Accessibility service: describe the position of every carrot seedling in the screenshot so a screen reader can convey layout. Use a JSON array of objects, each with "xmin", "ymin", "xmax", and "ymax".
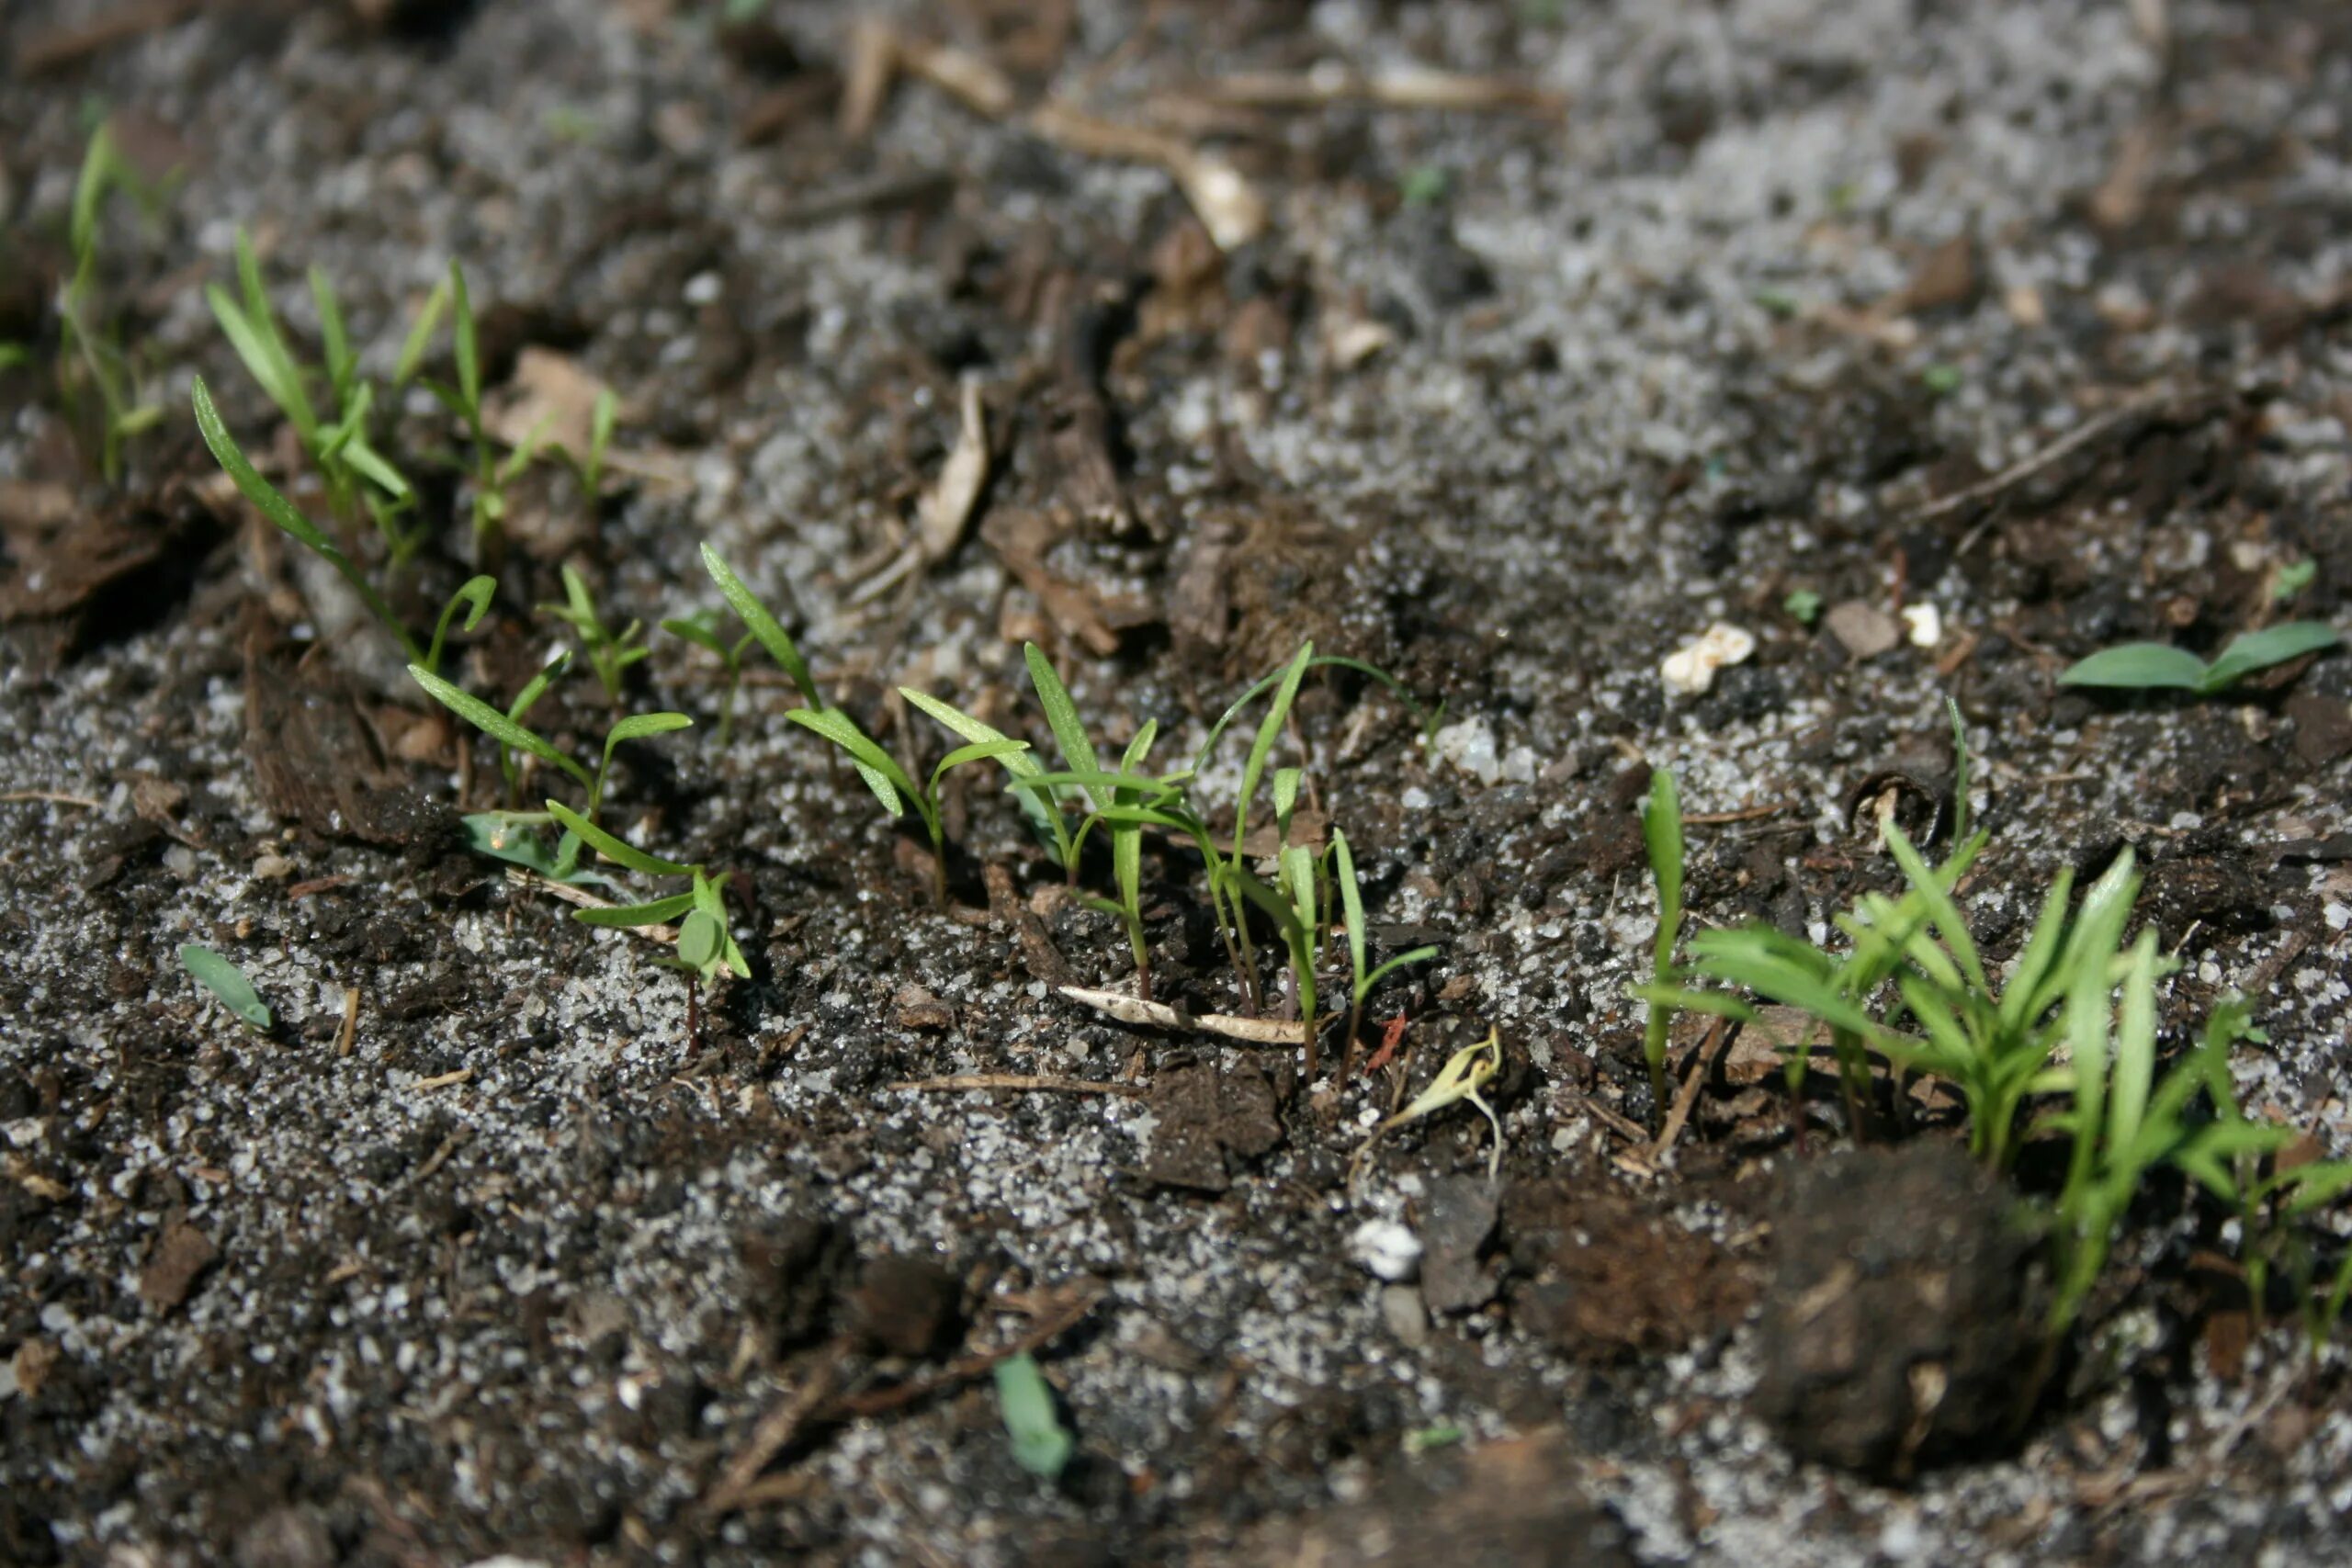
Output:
[
  {"xmin": 208, "ymin": 230, "xmax": 419, "ymax": 558},
  {"xmin": 699, "ymin": 544, "xmax": 824, "ymax": 709},
  {"xmin": 663, "ymin": 610, "xmax": 755, "ymax": 748},
  {"xmin": 56, "ymin": 124, "xmax": 167, "ymax": 481}
]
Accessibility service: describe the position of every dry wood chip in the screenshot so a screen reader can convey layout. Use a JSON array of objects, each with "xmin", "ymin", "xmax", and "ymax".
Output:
[{"xmin": 140, "ymin": 1220, "xmax": 218, "ymax": 1314}]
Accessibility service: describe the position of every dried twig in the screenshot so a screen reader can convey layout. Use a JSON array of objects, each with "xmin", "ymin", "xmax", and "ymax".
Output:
[
  {"xmin": 334, "ymin": 986, "xmax": 360, "ymax": 1059},
  {"xmin": 1029, "ymin": 101, "xmax": 1266, "ymax": 251},
  {"xmin": 1193, "ymin": 65, "xmax": 1566, "ymax": 118},
  {"xmin": 1651, "ymin": 1016, "xmax": 1734, "ymax": 1160},
  {"xmin": 890, "ymin": 1075, "xmax": 1148, "ymax": 1098},
  {"xmin": 704, "ymin": 1339, "xmax": 854, "ymax": 1516},
  {"xmin": 0, "ymin": 789, "xmax": 102, "ymax": 809},
  {"xmin": 1918, "ymin": 392, "xmax": 2171, "ymax": 533}
]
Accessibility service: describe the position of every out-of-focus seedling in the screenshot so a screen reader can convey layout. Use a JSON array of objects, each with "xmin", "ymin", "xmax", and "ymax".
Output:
[
  {"xmin": 539, "ymin": 564, "xmax": 650, "ymax": 704},
  {"xmin": 57, "ymin": 124, "xmax": 167, "ymax": 481},
  {"xmin": 2059, "ymin": 623, "xmax": 2339, "ymax": 697},
  {"xmin": 178, "ymin": 944, "xmax": 271, "ymax": 1032},
  {"xmin": 208, "ymin": 230, "xmax": 420, "ymax": 558},
  {"xmin": 992, "ymin": 1352, "xmax": 1074, "ymax": 1481},
  {"xmin": 663, "ymin": 610, "xmax": 755, "ymax": 748}
]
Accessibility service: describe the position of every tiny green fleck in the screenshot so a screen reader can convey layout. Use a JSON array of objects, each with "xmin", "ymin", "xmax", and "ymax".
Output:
[
  {"xmin": 2274, "ymin": 559, "xmax": 2317, "ymax": 602},
  {"xmin": 1783, "ymin": 589, "xmax": 1823, "ymax": 626},
  {"xmin": 1920, "ymin": 363, "xmax": 1962, "ymax": 396},
  {"xmin": 1400, "ymin": 164, "xmax": 1451, "ymax": 209},
  {"xmin": 1404, "ymin": 1423, "xmax": 1466, "ymax": 1454}
]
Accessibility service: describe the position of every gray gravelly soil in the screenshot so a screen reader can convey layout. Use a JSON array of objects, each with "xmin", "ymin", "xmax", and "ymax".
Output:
[{"xmin": 4, "ymin": 0, "xmax": 2352, "ymax": 1563}]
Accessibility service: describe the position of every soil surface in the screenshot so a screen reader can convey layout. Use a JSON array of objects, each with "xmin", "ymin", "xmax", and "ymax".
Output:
[{"xmin": 5, "ymin": 1, "xmax": 2352, "ymax": 1564}]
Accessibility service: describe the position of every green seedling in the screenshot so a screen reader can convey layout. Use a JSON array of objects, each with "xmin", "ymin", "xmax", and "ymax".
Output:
[
  {"xmin": 1638, "ymin": 767, "xmax": 1685, "ymax": 1116},
  {"xmin": 460, "ymin": 807, "xmax": 615, "ymax": 889},
  {"xmin": 413, "ymin": 259, "xmax": 510, "ymax": 554},
  {"xmin": 56, "ymin": 124, "xmax": 167, "ymax": 481},
  {"xmin": 992, "ymin": 1353, "xmax": 1074, "ymax": 1481},
  {"xmin": 786, "ymin": 705, "xmax": 1027, "ymax": 905},
  {"xmin": 208, "ymin": 230, "xmax": 419, "ymax": 557},
  {"xmin": 546, "ymin": 801, "xmax": 749, "ymax": 983},
  {"xmin": 0, "ymin": 344, "xmax": 30, "ymax": 372},
  {"xmin": 193, "ymin": 378, "xmax": 487, "ymax": 675},
  {"xmin": 1222, "ymin": 642, "xmax": 1315, "ymax": 1013},
  {"xmin": 2271, "ymin": 559, "xmax": 2317, "ymax": 603},
  {"xmin": 1349, "ymin": 1026, "xmax": 1504, "ymax": 1190},
  {"xmin": 1400, "ymin": 164, "xmax": 1451, "ymax": 208},
  {"xmin": 2059, "ymin": 623, "xmax": 2339, "ymax": 697},
  {"xmin": 1021, "ymin": 643, "xmax": 1166, "ymax": 998},
  {"xmin": 496, "ymin": 648, "xmax": 573, "ymax": 805},
  {"xmin": 663, "ymin": 611, "xmax": 756, "ymax": 748},
  {"xmin": 1403, "ymin": 1424, "xmax": 1467, "ymax": 1454},
  {"xmin": 540, "ymin": 564, "xmax": 650, "ymax": 703},
  {"xmin": 408, "ymin": 662, "xmax": 689, "ymax": 824},
  {"xmin": 1920, "ymin": 363, "xmax": 1963, "ymax": 396},
  {"xmin": 1783, "ymin": 588, "xmax": 1823, "ymax": 626},
  {"xmin": 178, "ymin": 943, "xmax": 271, "ymax": 1032},
  {"xmin": 572, "ymin": 387, "xmax": 618, "ymax": 504},
  {"xmin": 1331, "ymin": 828, "xmax": 1439, "ymax": 1085},
  {"xmin": 700, "ymin": 544, "xmax": 824, "ymax": 709}
]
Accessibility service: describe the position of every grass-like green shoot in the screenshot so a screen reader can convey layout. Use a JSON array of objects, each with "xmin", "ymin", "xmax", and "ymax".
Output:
[
  {"xmin": 408, "ymin": 662, "xmax": 688, "ymax": 828},
  {"xmin": 700, "ymin": 544, "xmax": 824, "ymax": 708},
  {"xmin": 1331, "ymin": 827, "xmax": 1438, "ymax": 1084},
  {"xmin": 663, "ymin": 610, "xmax": 755, "ymax": 748},
  {"xmin": 545, "ymin": 801, "xmax": 749, "ymax": 982},
  {"xmin": 1638, "ymin": 767, "xmax": 1684, "ymax": 1116},
  {"xmin": 2059, "ymin": 622, "xmax": 2339, "ymax": 697},
  {"xmin": 56, "ymin": 124, "xmax": 167, "ymax": 481},
  {"xmin": 539, "ymin": 564, "xmax": 650, "ymax": 703},
  {"xmin": 178, "ymin": 943, "xmax": 271, "ymax": 1032},
  {"xmin": 786, "ymin": 705, "xmax": 1026, "ymax": 905},
  {"xmin": 1222, "ymin": 642, "xmax": 1315, "ymax": 1013},
  {"xmin": 194, "ymin": 378, "xmax": 487, "ymax": 676},
  {"xmin": 208, "ymin": 230, "xmax": 419, "ymax": 558}
]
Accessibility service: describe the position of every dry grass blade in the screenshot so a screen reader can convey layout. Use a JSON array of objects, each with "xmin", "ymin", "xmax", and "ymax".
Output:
[
  {"xmin": 916, "ymin": 376, "xmax": 989, "ymax": 565},
  {"xmin": 1195, "ymin": 65, "xmax": 1566, "ymax": 118},
  {"xmin": 1028, "ymin": 102, "xmax": 1267, "ymax": 251},
  {"xmin": 1058, "ymin": 986, "xmax": 1308, "ymax": 1045}
]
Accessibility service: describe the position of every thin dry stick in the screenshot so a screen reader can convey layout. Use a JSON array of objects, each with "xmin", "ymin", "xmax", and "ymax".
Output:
[
  {"xmin": 823, "ymin": 1284, "xmax": 1103, "ymax": 1420},
  {"xmin": 1651, "ymin": 1016, "xmax": 1734, "ymax": 1160},
  {"xmin": 1683, "ymin": 801, "xmax": 1796, "ymax": 826},
  {"xmin": 890, "ymin": 1075, "xmax": 1148, "ymax": 1099},
  {"xmin": 0, "ymin": 789, "xmax": 102, "ymax": 808},
  {"xmin": 1919, "ymin": 394, "xmax": 2168, "ymax": 532},
  {"xmin": 506, "ymin": 869, "xmax": 683, "ymax": 944},
  {"xmin": 704, "ymin": 1338, "xmax": 854, "ymax": 1516},
  {"xmin": 334, "ymin": 986, "xmax": 360, "ymax": 1058}
]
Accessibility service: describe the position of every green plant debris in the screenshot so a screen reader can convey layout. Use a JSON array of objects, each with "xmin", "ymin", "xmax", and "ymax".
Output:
[
  {"xmin": 2058, "ymin": 623, "xmax": 2339, "ymax": 696},
  {"xmin": 1403, "ymin": 1423, "xmax": 1467, "ymax": 1454},
  {"xmin": 56, "ymin": 122, "xmax": 170, "ymax": 481},
  {"xmin": 992, "ymin": 1353, "xmax": 1074, "ymax": 1481},
  {"xmin": 177, "ymin": 944, "xmax": 271, "ymax": 1032}
]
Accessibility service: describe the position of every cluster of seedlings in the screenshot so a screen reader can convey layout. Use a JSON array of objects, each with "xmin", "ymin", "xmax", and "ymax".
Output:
[
  {"xmin": 1638, "ymin": 705, "xmax": 2352, "ymax": 1361},
  {"xmin": 34, "ymin": 141, "xmax": 2334, "ymax": 1450}
]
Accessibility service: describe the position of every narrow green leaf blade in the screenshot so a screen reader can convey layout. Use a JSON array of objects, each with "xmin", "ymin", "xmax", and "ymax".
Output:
[
  {"xmin": 544, "ymin": 799, "xmax": 695, "ymax": 877},
  {"xmin": 2199, "ymin": 621, "xmax": 2340, "ymax": 694},
  {"xmin": 702, "ymin": 545, "xmax": 820, "ymax": 706},
  {"xmin": 409, "ymin": 663, "xmax": 592, "ymax": 787},
  {"xmin": 1023, "ymin": 643, "xmax": 1104, "ymax": 808}
]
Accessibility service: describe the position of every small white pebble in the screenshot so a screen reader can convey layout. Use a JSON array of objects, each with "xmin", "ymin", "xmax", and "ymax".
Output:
[
  {"xmin": 1902, "ymin": 603, "xmax": 1942, "ymax": 648},
  {"xmin": 1660, "ymin": 622, "xmax": 1756, "ymax": 695},
  {"xmin": 1350, "ymin": 1219, "xmax": 1421, "ymax": 1282}
]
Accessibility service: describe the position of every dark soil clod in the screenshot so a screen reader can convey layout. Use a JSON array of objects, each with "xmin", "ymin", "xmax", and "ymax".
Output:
[{"xmin": 1750, "ymin": 1143, "xmax": 2034, "ymax": 1480}]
